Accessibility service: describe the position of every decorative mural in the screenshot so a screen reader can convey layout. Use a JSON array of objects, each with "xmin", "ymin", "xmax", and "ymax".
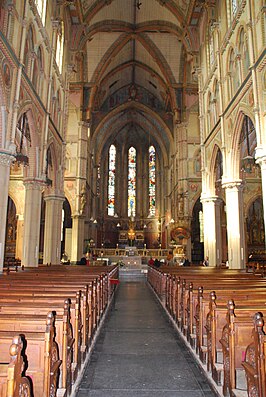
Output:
[{"xmin": 100, "ymin": 84, "xmax": 165, "ymax": 113}]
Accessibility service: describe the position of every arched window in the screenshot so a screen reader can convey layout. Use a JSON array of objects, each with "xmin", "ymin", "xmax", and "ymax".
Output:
[
  {"xmin": 207, "ymin": 91, "xmax": 212, "ymax": 132},
  {"xmin": 108, "ymin": 145, "xmax": 116, "ymax": 216},
  {"xmin": 35, "ymin": 0, "xmax": 47, "ymax": 25},
  {"xmin": 32, "ymin": 46, "xmax": 43, "ymax": 94},
  {"xmin": 209, "ymin": 26, "xmax": 215, "ymax": 67},
  {"xmin": 15, "ymin": 113, "xmax": 31, "ymax": 165},
  {"xmin": 128, "ymin": 146, "xmax": 136, "ymax": 217},
  {"xmin": 239, "ymin": 28, "xmax": 250, "ymax": 78},
  {"xmin": 149, "ymin": 145, "xmax": 156, "ymax": 216},
  {"xmin": 213, "ymin": 80, "xmax": 219, "ymax": 124},
  {"xmin": 214, "ymin": 148, "xmax": 223, "ymax": 194},
  {"xmin": 231, "ymin": 0, "xmax": 238, "ymax": 17},
  {"xmin": 228, "ymin": 48, "xmax": 239, "ymax": 96},
  {"xmin": 53, "ymin": 89, "xmax": 61, "ymax": 128},
  {"xmin": 56, "ymin": 21, "xmax": 64, "ymax": 73},
  {"xmin": 24, "ymin": 26, "xmax": 34, "ymax": 76}
]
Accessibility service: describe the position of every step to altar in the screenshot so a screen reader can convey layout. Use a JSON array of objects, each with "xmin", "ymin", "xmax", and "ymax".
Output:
[
  {"xmin": 119, "ymin": 263, "xmax": 148, "ymax": 281},
  {"xmin": 121, "ymin": 255, "xmax": 142, "ymax": 269}
]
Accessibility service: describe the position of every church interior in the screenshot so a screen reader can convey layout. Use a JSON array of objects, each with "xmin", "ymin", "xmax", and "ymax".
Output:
[
  {"xmin": 0, "ymin": 0, "xmax": 265, "ymax": 271},
  {"xmin": 0, "ymin": 1, "xmax": 266, "ymax": 396}
]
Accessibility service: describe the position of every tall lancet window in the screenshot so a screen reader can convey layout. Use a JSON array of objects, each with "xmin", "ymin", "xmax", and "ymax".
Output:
[
  {"xmin": 128, "ymin": 146, "xmax": 136, "ymax": 217},
  {"xmin": 56, "ymin": 21, "xmax": 64, "ymax": 73},
  {"xmin": 231, "ymin": 0, "xmax": 238, "ymax": 16},
  {"xmin": 149, "ymin": 145, "xmax": 156, "ymax": 216},
  {"xmin": 108, "ymin": 144, "xmax": 116, "ymax": 216},
  {"xmin": 35, "ymin": 0, "xmax": 47, "ymax": 25}
]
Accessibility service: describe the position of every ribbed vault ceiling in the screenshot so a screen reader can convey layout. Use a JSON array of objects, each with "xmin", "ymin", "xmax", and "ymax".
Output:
[{"xmin": 68, "ymin": 0, "xmax": 203, "ymax": 158}]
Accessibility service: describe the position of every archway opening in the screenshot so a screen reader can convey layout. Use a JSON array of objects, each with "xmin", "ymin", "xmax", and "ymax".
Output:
[
  {"xmin": 191, "ymin": 198, "xmax": 203, "ymax": 264},
  {"xmin": 4, "ymin": 197, "xmax": 17, "ymax": 261}
]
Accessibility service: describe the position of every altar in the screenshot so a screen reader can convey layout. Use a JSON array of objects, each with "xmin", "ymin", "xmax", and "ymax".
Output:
[{"xmin": 122, "ymin": 246, "xmax": 142, "ymax": 269}]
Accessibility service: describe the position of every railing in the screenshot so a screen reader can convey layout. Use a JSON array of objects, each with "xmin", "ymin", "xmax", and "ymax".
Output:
[{"xmin": 91, "ymin": 248, "xmax": 169, "ymax": 259}]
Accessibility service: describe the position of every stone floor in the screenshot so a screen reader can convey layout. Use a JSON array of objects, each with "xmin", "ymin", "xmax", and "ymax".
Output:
[{"xmin": 75, "ymin": 279, "xmax": 220, "ymax": 397}]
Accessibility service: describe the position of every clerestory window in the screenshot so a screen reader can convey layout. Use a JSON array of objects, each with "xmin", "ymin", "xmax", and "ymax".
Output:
[{"xmin": 35, "ymin": 0, "xmax": 47, "ymax": 25}]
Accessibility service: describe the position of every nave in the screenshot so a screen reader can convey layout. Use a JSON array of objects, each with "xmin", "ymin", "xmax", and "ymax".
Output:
[{"xmin": 75, "ymin": 278, "xmax": 218, "ymax": 397}]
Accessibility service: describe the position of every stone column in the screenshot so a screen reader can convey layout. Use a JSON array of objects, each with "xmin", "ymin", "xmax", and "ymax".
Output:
[
  {"xmin": 0, "ymin": 153, "xmax": 13, "ymax": 271},
  {"xmin": 71, "ymin": 215, "xmax": 85, "ymax": 263},
  {"xmin": 255, "ymin": 156, "xmax": 266, "ymax": 247},
  {"xmin": 22, "ymin": 179, "xmax": 44, "ymax": 267},
  {"xmin": 15, "ymin": 214, "xmax": 24, "ymax": 261},
  {"xmin": 201, "ymin": 196, "xmax": 222, "ymax": 267},
  {"xmin": 43, "ymin": 194, "xmax": 65, "ymax": 264},
  {"xmin": 223, "ymin": 181, "xmax": 245, "ymax": 269}
]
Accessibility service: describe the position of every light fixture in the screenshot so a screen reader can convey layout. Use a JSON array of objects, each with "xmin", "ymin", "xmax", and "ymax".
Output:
[
  {"xmin": 14, "ymin": 153, "xmax": 29, "ymax": 166},
  {"xmin": 117, "ymin": 222, "xmax": 121, "ymax": 227},
  {"xmin": 114, "ymin": 213, "xmax": 118, "ymax": 218},
  {"xmin": 143, "ymin": 224, "xmax": 147, "ymax": 228},
  {"xmin": 93, "ymin": 219, "xmax": 97, "ymax": 224},
  {"xmin": 170, "ymin": 218, "xmax": 175, "ymax": 224},
  {"xmin": 45, "ymin": 177, "xmax": 52, "ymax": 186}
]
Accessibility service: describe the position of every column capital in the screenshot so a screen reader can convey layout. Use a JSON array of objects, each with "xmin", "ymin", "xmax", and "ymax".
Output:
[
  {"xmin": 78, "ymin": 121, "xmax": 91, "ymax": 128},
  {"xmin": 0, "ymin": 151, "xmax": 15, "ymax": 167},
  {"xmin": 201, "ymin": 195, "xmax": 222, "ymax": 204},
  {"xmin": 23, "ymin": 178, "xmax": 46, "ymax": 190},
  {"xmin": 43, "ymin": 194, "xmax": 65, "ymax": 203},
  {"xmin": 72, "ymin": 213, "xmax": 86, "ymax": 220},
  {"xmin": 255, "ymin": 152, "xmax": 266, "ymax": 170},
  {"xmin": 222, "ymin": 180, "xmax": 243, "ymax": 191}
]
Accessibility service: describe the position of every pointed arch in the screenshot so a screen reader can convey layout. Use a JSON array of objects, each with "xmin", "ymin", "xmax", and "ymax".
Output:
[
  {"xmin": 230, "ymin": 109, "xmax": 256, "ymax": 179},
  {"xmin": 24, "ymin": 25, "xmax": 35, "ymax": 76},
  {"xmin": 209, "ymin": 144, "xmax": 223, "ymax": 195}
]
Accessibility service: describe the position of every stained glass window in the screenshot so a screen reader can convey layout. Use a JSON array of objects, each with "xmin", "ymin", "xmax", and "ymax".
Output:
[
  {"xmin": 232, "ymin": 0, "xmax": 238, "ymax": 16},
  {"xmin": 128, "ymin": 147, "xmax": 136, "ymax": 217},
  {"xmin": 56, "ymin": 22, "xmax": 64, "ymax": 73},
  {"xmin": 108, "ymin": 145, "xmax": 116, "ymax": 216},
  {"xmin": 149, "ymin": 145, "xmax": 156, "ymax": 216},
  {"xmin": 35, "ymin": 0, "xmax": 47, "ymax": 25}
]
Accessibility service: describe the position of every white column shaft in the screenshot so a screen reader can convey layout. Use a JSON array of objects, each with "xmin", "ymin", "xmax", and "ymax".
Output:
[
  {"xmin": 71, "ymin": 217, "xmax": 85, "ymax": 263},
  {"xmin": 202, "ymin": 197, "xmax": 222, "ymax": 267},
  {"xmin": 43, "ymin": 196, "xmax": 64, "ymax": 264},
  {"xmin": 22, "ymin": 181, "xmax": 43, "ymax": 267},
  {"xmin": 0, "ymin": 160, "xmax": 11, "ymax": 271},
  {"xmin": 224, "ymin": 183, "xmax": 245, "ymax": 269}
]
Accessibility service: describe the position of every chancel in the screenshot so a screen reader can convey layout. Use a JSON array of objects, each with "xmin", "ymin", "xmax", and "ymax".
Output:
[{"xmin": 0, "ymin": 1, "xmax": 266, "ymax": 397}]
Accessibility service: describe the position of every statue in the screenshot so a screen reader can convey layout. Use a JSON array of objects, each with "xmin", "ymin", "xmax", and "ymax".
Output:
[{"xmin": 80, "ymin": 184, "xmax": 86, "ymax": 214}]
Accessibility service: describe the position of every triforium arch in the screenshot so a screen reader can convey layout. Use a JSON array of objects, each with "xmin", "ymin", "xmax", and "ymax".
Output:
[
  {"xmin": 229, "ymin": 109, "xmax": 257, "ymax": 181},
  {"xmin": 245, "ymin": 196, "xmax": 265, "ymax": 257}
]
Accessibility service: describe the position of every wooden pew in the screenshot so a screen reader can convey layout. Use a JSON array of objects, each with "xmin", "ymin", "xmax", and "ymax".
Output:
[
  {"xmin": 0, "ymin": 296, "xmax": 80, "ymax": 386},
  {"xmin": 0, "ymin": 312, "xmax": 62, "ymax": 397},
  {"xmin": 205, "ymin": 294, "xmax": 266, "ymax": 386},
  {"xmin": 219, "ymin": 301, "xmax": 264, "ymax": 397},
  {"xmin": 242, "ymin": 312, "xmax": 266, "ymax": 397},
  {"xmin": 148, "ymin": 265, "xmax": 266, "ymax": 397},
  {"xmin": 0, "ymin": 335, "xmax": 32, "ymax": 397},
  {"xmin": 0, "ymin": 265, "xmax": 119, "ymax": 396}
]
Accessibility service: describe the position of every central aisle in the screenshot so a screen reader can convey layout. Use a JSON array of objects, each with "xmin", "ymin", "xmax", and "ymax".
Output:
[{"xmin": 76, "ymin": 279, "xmax": 219, "ymax": 397}]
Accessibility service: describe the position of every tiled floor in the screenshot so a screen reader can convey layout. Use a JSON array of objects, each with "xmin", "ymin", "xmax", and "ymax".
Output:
[{"xmin": 75, "ymin": 279, "xmax": 220, "ymax": 397}]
